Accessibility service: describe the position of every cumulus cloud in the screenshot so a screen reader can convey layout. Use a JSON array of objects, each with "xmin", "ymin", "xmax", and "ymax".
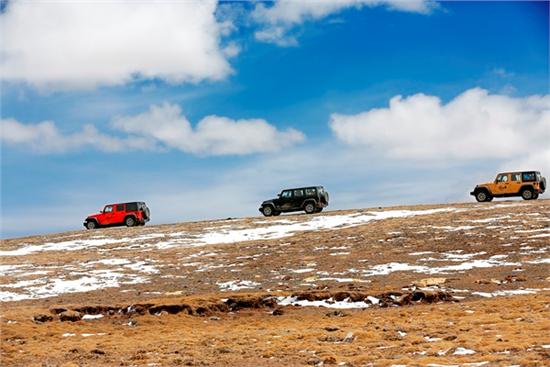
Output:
[
  {"xmin": 1, "ymin": 104, "xmax": 305, "ymax": 155},
  {"xmin": 0, "ymin": 118, "xmax": 152, "ymax": 153},
  {"xmin": 330, "ymin": 88, "xmax": 550, "ymax": 173},
  {"xmin": 252, "ymin": 0, "xmax": 436, "ymax": 46},
  {"xmin": 113, "ymin": 103, "xmax": 305, "ymax": 155},
  {"xmin": 0, "ymin": 1, "xmax": 234, "ymax": 90}
]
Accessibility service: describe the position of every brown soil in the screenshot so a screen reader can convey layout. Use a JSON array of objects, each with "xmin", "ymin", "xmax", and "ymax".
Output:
[{"xmin": 1, "ymin": 200, "xmax": 549, "ymax": 366}]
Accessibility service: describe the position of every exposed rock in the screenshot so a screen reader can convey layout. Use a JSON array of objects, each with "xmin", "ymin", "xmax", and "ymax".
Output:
[
  {"xmin": 475, "ymin": 279, "xmax": 491, "ymax": 284},
  {"xmin": 33, "ymin": 314, "xmax": 53, "ymax": 323},
  {"xmin": 50, "ymin": 307, "xmax": 67, "ymax": 315},
  {"xmin": 59, "ymin": 311, "xmax": 82, "ymax": 322},
  {"xmin": 509, "ymin": 276, "xmax": 527, "ymax": 284},
  {"xmin": 272, "ymin": 308, "xmax": 284, "ymax": 316},
  {"xmin": 325, "ymin": 310, "xmax": 349, "ymax": 318}
]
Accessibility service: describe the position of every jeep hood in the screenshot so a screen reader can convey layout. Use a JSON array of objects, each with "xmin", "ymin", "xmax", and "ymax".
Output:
[{"xmin": 86, "ymin": 213, "xmax": 101, "ymax": 219}]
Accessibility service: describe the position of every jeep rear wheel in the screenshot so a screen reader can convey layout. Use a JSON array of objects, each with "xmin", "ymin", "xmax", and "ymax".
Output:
[
  {"xmin": 262, "ymin": 206, "xmax": 274, "ymax": 217},
  {"xmin": 125, "ymin": 216, "xmax": 136, "ymax": 227},
  {"xmin": 86, "ymin": 221, "xmax": 97, "ymax": 230},
  {"xmin": 304, "ymin": 202, "xmax": 316, "ymax": 214},
  {"xmin": 475, "ymin": 191, "xmax": 490, "ymax": 202},
  {"xmin": 521, "ymin": 188, "xmax": 534, "ymax": 200}
]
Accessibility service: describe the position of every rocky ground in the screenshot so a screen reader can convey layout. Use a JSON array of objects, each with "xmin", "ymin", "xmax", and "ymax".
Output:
[{"xmin": 1, "ymin": 200, "xmax": 549, "ymax": 366}]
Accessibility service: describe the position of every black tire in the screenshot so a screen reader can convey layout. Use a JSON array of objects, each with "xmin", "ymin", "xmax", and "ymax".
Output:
[
  {"xmin": 532, "ymin": 193, "xmax": 539, "ymax": 200},
  {"xmin": 304, "ymin": 202, "xmax": 316, "ymax": 214},
  {"xmin": 86, "ymin": 221, "xmax": 97, "ymax": 230},
  {"xmin": 262, "ymin": 206, "xmax": 274, "ymax": 217},
  {"xmin": 273, "ymin": 211, "xmax": 281, "ymax": 216},
  {"xmin": 521, "ymin": 188, "xmax": 534, "ymax": 200},
  {"xmin": 475, "ymin": 191, "xmax": 490, "ymax": 202},
  {"xmin": 125, "ymin": 216, "xmax": 136, "ymax": 227}
]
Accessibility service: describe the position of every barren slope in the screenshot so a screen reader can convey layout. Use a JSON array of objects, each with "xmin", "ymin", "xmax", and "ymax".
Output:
[{"xmin": 1, "ymin": 200, "xmax": 549, "ymax": 366}]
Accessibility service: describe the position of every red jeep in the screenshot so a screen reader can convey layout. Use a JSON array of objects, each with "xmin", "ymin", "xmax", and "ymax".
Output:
[{"xmin": 84, "ymin": 202, "xmax": 150, "ymax": 229}]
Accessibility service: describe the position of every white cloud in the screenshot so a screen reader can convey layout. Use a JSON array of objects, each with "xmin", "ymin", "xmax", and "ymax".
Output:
[
  {"xmin": 1, "ymin": 104, "xmax": 305, "ymax": 155},
  {"xmin": 330, "ymin": 88, "xmax": 550, "ymax": 174},
  {"xmin": 0, "ymin": 118, "xmax": 151, "ymax": 153},
  {"xmin": 112, "ymin": 103, "xmax": 305, "ymax": 155},
  {"xmin": 0, "ymin": 1, "xmax": 234, "ymax": 90},
  {"xmin": 252, "ymin": 0, "xmax": 436, "ymax": 46}
]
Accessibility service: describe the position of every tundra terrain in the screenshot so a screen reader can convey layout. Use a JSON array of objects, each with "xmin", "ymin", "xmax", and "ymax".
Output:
[{"xmin": 1, "ymin": 200, "xmax": 549, "ymax": 366}]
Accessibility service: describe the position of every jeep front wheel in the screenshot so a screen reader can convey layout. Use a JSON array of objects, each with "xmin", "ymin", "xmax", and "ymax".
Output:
[
  {"xmin": 125, "ymin": 216, "xmax": 136, "ymax": 227},
  {"xmin": 262, "ymin": 206, "xmax": 274, "ymax": 217},
  {"xmin": 86, "ymin": 221, "xmax": 97, "ymax": 230},
  {"xmin": 521, "ymin": 188, "xmax": 534, "ymax": 200},
  {"xmin": 475, "ymin": 191, "xmax": 490, "ymax": 203},
  {"xmin": 304, "ymin": 202, "xmax": 316, "ymax": 214}
]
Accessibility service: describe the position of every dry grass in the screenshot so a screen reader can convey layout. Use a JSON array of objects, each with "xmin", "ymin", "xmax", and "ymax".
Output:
[{"xmin": 1, "ymin": 200, "xmax": 549, "ymax": 366}]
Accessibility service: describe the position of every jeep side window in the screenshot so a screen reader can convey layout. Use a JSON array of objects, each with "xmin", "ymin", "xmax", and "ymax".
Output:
[
  {"xmin": 496, "ymin": 174, "xmax": 508, "ymax": 183},
  {"xmin": 104, "ymin": 205, "xmax": 113, "ymax": 213},
  {"xmin": 294, "ymin": 189, "xmax": 304, "ymax": 197},
  {"xmin": 305, "ymin": 188, "xmax": 316, "ymax": 196},
  {"xmin": 522, "ymin": 172, "xmax": 535, "ymax": 182},
  {"xmin": 281, "ymin": 191, "xmax": 292, "ymax": 198},
  {"xmin": 116, "ymin": 204, "xmax": 124, "ymax": 211},
  {"xmin": 511, "ymin": 173, "xmax": 521, "ymax": 182}
]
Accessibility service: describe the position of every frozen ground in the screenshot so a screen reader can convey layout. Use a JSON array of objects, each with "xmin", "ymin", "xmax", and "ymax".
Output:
[{"xmin": 1, "ymin": 200, "xmax": 549, "ymax": 366}]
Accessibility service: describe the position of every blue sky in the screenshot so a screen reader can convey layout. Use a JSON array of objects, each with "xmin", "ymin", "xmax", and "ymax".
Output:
[{"xmin": 1, "ymin": 0, "xmax": 549, "ymax": 238}]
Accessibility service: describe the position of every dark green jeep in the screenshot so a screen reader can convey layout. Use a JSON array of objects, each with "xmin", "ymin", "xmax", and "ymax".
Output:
[{"xmin": 259, "ymin": 186, "xmax": 329, "ymax": 216}]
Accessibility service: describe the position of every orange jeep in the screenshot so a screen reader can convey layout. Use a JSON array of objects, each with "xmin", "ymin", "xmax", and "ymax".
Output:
[{"xmin": 471, "ymin": 171, "xmax": 546, "ymax": 202}]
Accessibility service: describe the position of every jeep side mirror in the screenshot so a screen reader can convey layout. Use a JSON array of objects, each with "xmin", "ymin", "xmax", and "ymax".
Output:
[{"xmin": 278, "ymin": 194, "xmax": 281, "ymax": 197}]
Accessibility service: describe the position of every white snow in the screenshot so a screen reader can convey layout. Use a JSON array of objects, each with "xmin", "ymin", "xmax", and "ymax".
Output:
[
  {"xmin": 276, "ymin": 296, "xmax": 370, "ymax": 309},
  {"xmin": 0, "ymin": 270, "xmax": 148, "ymax": 302},
  {"xmin": 528, "ymin": 233, "xmax": 550, "ymax": 238},
  {"xmin": 453, "ymin": 347, "xmax": 476, "ymax": 355},
  {"xmin": 290, "ymin": 268, "xmax": 315, "ymax": 273},
  {"xmin": 217, "ymin": 280, "xmax": 259, "ymax": 291},
  {"xmin": 134, "ymin": 208, "xmax": 459, "ymax": 250},
  {"xmin": 82, "ymin": 314, "xmax": 104, "ymax": 320},
  {"xmin": 471, "ymin": 288, "xmax": 550, "ymax": 298},
  {"xmin": 367, "ymin": 296, "xmax": 380, "ymax": 305},
  {"xmin": 0, "ymin": 238, "xmax": 132, "ymax": 256}
]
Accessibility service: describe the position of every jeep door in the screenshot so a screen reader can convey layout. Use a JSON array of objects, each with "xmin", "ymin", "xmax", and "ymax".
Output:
[
  {"xmin": 278, "ymin": 190, "xmax": 293, "ymax": 211},
  {"xmin": 508, "ymin": 173, "xmax": 522, "ymax": 194},
  {"xmin": 102, "ymin": 205, "xmax": 115, "ymax": 225},
  {"xmin": 493, "ymin": 173, "xmax": 510, "ymax": 195},
  {"xmin": 292, "ymin": 189, "xmax": 305, "ymax": 209},
  {"xmin": 113, "ymin": 204, "xmax": 126, "ymax": 224}
]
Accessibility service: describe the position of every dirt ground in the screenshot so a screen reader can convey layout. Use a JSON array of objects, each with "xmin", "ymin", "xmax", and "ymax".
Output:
[{"xmin": 1, "ymin": 200, "xmax": 549, "ymax": 366}]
